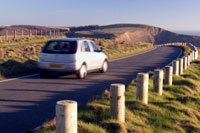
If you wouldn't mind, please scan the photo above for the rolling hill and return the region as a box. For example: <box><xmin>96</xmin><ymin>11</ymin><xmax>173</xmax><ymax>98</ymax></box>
<box><xmin>67</xmin><ymin>24</ymin><xmax>200</xmax><ymax>47</ymax></box>
<box><xmin>1</xmin><ymin>24</ymin><xmax>200</xmax><ymax>47</ymax></box>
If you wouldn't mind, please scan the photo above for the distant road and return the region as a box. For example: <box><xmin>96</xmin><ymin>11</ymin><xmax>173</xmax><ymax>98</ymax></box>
<box><xmin>0</xmin><ymin>46</ymin><xmax>182</xmax><ymax>133</ymax></box>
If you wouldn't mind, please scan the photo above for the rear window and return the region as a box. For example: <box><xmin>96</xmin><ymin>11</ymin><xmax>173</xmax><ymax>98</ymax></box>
<box><xmin>42</xmin><ymin>40</ymin><xmax>77</xmax><ymax>54</ymax></box>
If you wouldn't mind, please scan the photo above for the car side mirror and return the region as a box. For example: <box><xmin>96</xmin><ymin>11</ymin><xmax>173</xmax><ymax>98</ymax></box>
<box><xmin>100</xmin><ymin>48</ymin><xmax>104</xmax><ymax>52</ymax></box>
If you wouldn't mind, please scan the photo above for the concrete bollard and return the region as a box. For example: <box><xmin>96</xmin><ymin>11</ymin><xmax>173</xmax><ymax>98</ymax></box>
<box><xmin>164</xmin><ymin>66</ymin><xmax>173</xmax><ymax>85</ymax></box>
<box><xmin>153</xmin><ymin>69</ymin><xmax>163</xmax><ymax>95</ymax></box>
<box><xmin>110</xmin><ymin>84</ymin><xmax>125</xmax><ymax>122</ymax></box>
<box><xmin>179</xmin><ymin>58</ymin><xmax>183</xmax><ymax>75</ymax></box>
<box><xmin>190</xmin><ymin>53</ymin><xmax>193</xmax><ymax>62</ymax></box>
<box><xmin>192</xmin><ymin>51</ymin><xmax>195</xmax><ymax>60</ymax></box>
<box><xmin>187</xmin><ymin>55</ymin><xmax>190</xmax><ymax>66</ymax></box>
<box><xmin>56</xmin><ymin>100</ymin><xmax>77</xmax><ymax>133</ymax></box>
<box><xmin>172</xmin><ymin>60</ymin><xmax>179</xmax><ymax>75</ymax></box>
<box><xmin>136</xmin><ymin>73</ymin><xmax>149</xmax><ymax>104</ymax></box>
<box><xmin>183</xmin><ymin>56</ymin><xmax>187</xmax><ymax>70</ymax></box>
<box><xmin>194</xmin><ymin>49</ymin><xmax>197</xmax><ymax>60</ymax></box>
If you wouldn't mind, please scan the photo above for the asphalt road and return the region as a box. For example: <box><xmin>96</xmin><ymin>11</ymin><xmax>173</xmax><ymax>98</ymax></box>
<box><xmin>0</xmin><ymin>46</ymin><xmax>182</xmax><ymax>133</ymax></box>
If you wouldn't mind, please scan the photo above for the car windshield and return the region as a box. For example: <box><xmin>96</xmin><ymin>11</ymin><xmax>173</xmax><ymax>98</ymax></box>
<box><xmin>42</xmin><ymin>40</ymin><xmax>77</xmax><ymax>54</ymax></box>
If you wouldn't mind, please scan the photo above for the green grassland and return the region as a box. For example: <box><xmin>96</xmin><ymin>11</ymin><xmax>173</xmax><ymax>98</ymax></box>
<box><xmin>32</xmin><ymin>48</ymin><xmax>200</xmax><ymax>133</ymax></box>
<box><xmin>0</xmin><ymin>36</ymin><xmax>153</xmax><ymax>79</ymax></box>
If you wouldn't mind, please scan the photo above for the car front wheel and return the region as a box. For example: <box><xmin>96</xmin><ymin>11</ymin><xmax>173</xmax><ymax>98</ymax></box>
<box><xmin>77</xmin><ymin>65</ymin><xmax>87</xmax><ymax>79</ymax></box>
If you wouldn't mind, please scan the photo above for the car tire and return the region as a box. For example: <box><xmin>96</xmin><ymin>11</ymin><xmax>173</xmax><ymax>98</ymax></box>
<box><xmin>77</xmin><ymin>65</ymin><xmax>87</xmax><ymax>79</ymax></box>
<box><xmin>40</xmin><ymin>71</ymin><xmax>49</xmax><ymax>77</ymax></box>
<box><xmin>100</xmin><ymin>60</ymin><xmax>108</xmax><ymax>73</ymax></box>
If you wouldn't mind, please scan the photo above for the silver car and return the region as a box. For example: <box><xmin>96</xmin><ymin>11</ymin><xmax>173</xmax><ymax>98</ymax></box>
<box><xmin>38</xmin><ymin>38</ymin><xmax>108</xmax><ymax>79</ymax></box>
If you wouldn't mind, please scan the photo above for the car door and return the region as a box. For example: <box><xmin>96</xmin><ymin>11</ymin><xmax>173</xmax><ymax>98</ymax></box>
<box><xmin>89</xmin><ymin>41</ymin><xmax>104</xmax><ymax>69</ymax></box>
<box><xmin>80</xmin><ymin>41</ymin><xmax>94</xmax><ymax>70</ymax></box>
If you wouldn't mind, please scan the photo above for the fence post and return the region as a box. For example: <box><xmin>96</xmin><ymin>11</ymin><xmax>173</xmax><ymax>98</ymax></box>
<box><xmin>172</xmin><ymin>60</ymin><xmax>179</xmax><ymax>76</ymax></box>
<box><xmin>5</xmin><ymin>30</ymin><xmax>8</xmax><ymax>41</ymax></box>
<box><xmin>14</xmin><ymin>30</ymin><xmax>17</xmax><ymax>39</ymax></box>
<box><xmin>179</xmin><ymin>58</ymin><xmax>183</xmax><ymax>75</ymax></box>
<box><xmin>54</xmin><ymin>30</ymin><xmax>56</xmax><ymax>36</ymax></box>
<box><xmin>136</xmin><ymin>73</ymin><xmax>149</xmax><ymax>104</ymax></box>
<box><xmin>164</xmin><ymin>66</ymin><xmax>173</xmax><ymax>85</ymax></box>
<box><xmin>35</xmin><ymin>30</ymin><xmax>38</xmax><ymax>36</ymax></box>
<box><xmin>153</xmin><ymin>69</ymin><xmax>163</xmax><ymax>95</ymax></box>
<box><xmin>110</xmin><ymin>84</ymin><xmax>125</xmax><ymax>122</ymax></box>
<box><xmin>21</xmin><ymin>30</ymin><xmax>24</xmax><ymax>37</ymax></box>
<box><xmin>183</xmin><ymin>56</ymin><xmax>187</xmax><ymax>70</ymax></box>
<box><xmin>56</xmin><ymin>100</ymin><xmax>77</xmax><ymax>133</ymax></box>
<box><xmin>49</xmin><ymin>30</ymin><xmax>52</xmax><ymax>36</ymax></box>
<box><xmin>29</xmin><ymin>30</ymin><xmax>32</xmax><ymax>37</ymax></box>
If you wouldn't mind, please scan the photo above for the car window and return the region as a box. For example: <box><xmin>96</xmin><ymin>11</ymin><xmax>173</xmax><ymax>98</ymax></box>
<box><xmin>90</xmin><ymin>41</ymin><xmax>99</xmax><ymax>52</ymax></box>
<box><xmin>42</xmin><ymin>41</ymin><xmax>77</xmax><ymax>54</ymax></box>
<box><xmin>82</xmin><ymin>41</ymin><xmax>91</xmax><ymax>52</ymax></box>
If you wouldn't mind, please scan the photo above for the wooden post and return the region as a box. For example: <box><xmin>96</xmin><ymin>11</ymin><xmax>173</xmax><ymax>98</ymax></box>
<box><xmin>21</xmin><ymin>30</ymin><xmax>24</xmax><ymax>37</ymax></box>
<box><xmin>153</xmin><ymin>69</ymin><xmax>163</xmax><ymax>95</ymax></box>
<box><xmin>5</xmin><ymin>30</ymin><xmax>8</xmax><ymax>41</ymax></box>
<box><xmin>35</xmin><ymin>30</ymin><xmax>38</xmax><ymax>36</ymax></box>
<box><xmin>49</xmin><ymin>30</ymin><xmax>52</xmax><ymax>36</ymax></box>
<box><xmin>164</xmin><ymin>66</ymin><xmax>173</xmax><ymax>85</ymax></box>
<box><xmin>29</xmin><ymin>30</ymin><xmax>32</xmax><ymax>37</ymax></box>
<box><xmin>110</xmin><ymin>84</ymin><xmax>125</xmax><ymax>122</ymax></box>
<box><xmin>172</xmin><ymin>60</ymin><xmax>179</xmax><ymax>76</ymax></box>
<box><xmin>179</xmin><ymin>58</ymin><xmax>183</xmax><ymax>75</ymax></box>
<box><xmin>14</xmin><ymin>30</ymin><xmax>17</xmax><ymax>40</ymax></box>
<box><xmin>54</xmin><ymin>30</ymin><xmax>56</xmax><ymax>36</ymax></box>
<box><xmin>136</xmin><ymin>73</ymin><xmax>149</xmax><ymax>104</ymax></box>
<box><xmin>56</xmin><ymin>100</ymin><xmax>77</xmax><ymax>133</ymax></box>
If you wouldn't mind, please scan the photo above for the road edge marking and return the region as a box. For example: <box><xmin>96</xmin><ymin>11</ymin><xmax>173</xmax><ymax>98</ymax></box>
<box><xmin>0</xmin><ymin>47</ymin><xmax>157</xmax><ymax>83</ymax></box>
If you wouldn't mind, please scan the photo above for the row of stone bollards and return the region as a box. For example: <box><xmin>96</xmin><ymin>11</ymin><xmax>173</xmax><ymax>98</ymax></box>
<box><xmin>55</xmin><ymin>43</ymin><xmax>198</xmax><ymax>133</ymax></box>
<box><xmin>136</xmin><ymin>43</ymin><xmax>198</xmax><ymax>104</ymax></box>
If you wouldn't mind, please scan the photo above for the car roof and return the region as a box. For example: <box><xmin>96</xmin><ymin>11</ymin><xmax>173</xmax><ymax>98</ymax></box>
<box><xmin>49</xmin><ymin>38</ymin><xmax>90</xmax><ymax>42</ymax></box>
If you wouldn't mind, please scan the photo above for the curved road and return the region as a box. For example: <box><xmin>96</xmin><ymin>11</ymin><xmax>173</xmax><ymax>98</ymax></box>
<box><xmin>0</xmin><ymin>46</ymin><xmax>182</xmax><ymax>133</ymax></box>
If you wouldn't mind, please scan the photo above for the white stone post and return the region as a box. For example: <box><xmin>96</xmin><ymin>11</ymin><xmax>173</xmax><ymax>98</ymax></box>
<box><xmin>183</xmin><ymin>56</ymin><xmax>187</xmax><ymax>70</ymax></box>
<box><xmin>136</xmin><ymin>73</ymin><xmax>149</xmax><ymax>104</ymax></box>
<box><xmin>187</xmin><ymin>55</ymin><xmax>191</xmax><ymax>66</ymax></box>
<box><xmin>179</xmin><ymin>58</ymin><xmax>183</xmax><ymax>75</ymax></box>
<box><xmin>56</xmin><ymin>100</ymin><xmax>77</xmax><ymax>133</ymax></box>
<box><xmin>164</xmin><ymin>66</ymin><xmax>173</xmax><ymax>85</ymax></box>
<box><xmin>172</xmin><ymin>60</ymin><xmax>179</xmax><ymax>75</ymax></box>
<box><xmin>110</xmin><ymin>84</ymin><xmax>125</xmax><ymax>122</ymax></box>
<box><xmin>153</xmin><ymin>69</ymin><xmax>163</xmax><ymax>95</ymax></box>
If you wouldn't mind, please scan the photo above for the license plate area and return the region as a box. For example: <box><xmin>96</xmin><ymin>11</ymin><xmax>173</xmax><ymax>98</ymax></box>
<box><xmin>50</xmin><ymin>64</ymin><xmax>63</xmax><ymax>68</ymax></box>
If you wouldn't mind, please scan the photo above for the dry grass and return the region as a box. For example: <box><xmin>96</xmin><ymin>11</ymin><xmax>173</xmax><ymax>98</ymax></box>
<box><xmin>0</xmin><ymin>37</ymin><xmax>153</xmax><ymax>79</ymax></box>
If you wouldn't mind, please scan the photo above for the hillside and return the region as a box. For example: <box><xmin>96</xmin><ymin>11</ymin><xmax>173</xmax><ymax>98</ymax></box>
<box><xmin>0</xmin><ymin>25</ymin><xmax>69</xmax><ymax>36</ymax></box>
<box><xmin>1</xmin><ymin>24</ymin><xmax>200</xmax><ymax>47</ymax></box>
<box><xmin>67</xmin><ymin>24</ymin><xmax>200</xmax><ymax>47</ymax></box>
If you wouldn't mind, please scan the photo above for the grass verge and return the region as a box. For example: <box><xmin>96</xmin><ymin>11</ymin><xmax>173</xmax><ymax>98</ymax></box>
<box><xmin>31</xmin><ymin>49</ymin><xmax>200</xmax><ymax>132</ymax></box>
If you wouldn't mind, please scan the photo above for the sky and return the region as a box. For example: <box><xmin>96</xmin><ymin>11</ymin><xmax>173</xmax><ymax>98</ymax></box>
<box><xmin>1</xmin><ymin>0</ymin><xmax>200</xmax><ymax>31</ymax></box>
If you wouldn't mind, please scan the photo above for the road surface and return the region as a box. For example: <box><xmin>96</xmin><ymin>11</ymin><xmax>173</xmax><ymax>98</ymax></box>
<box><xmin>0</xmin><ymin>46</ymin><xmax>182</xmax><ymax>133</ymax></box>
